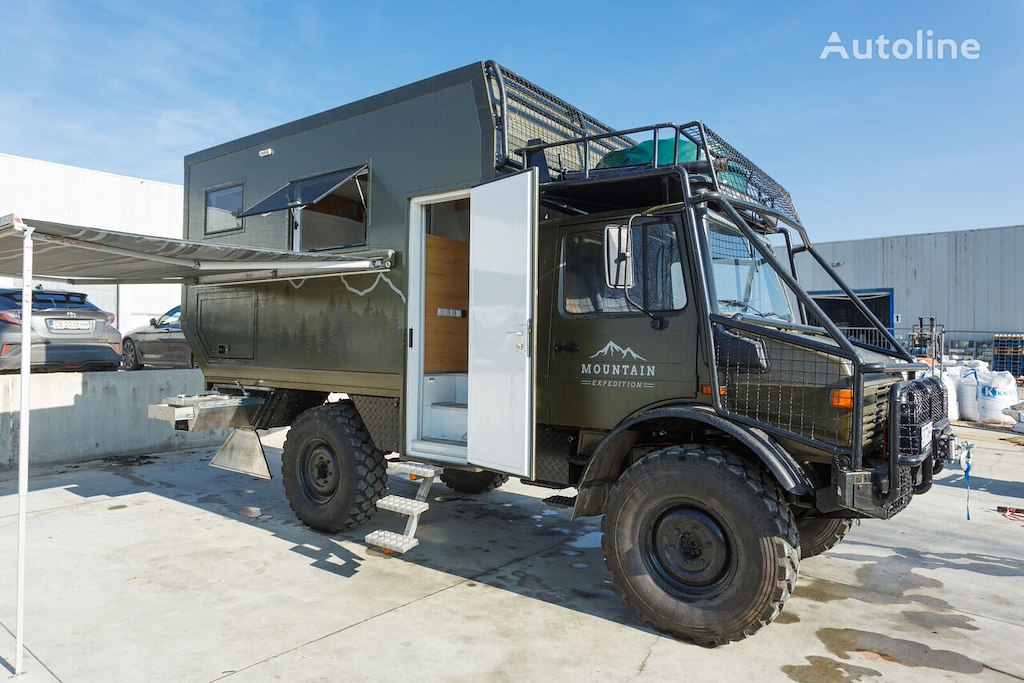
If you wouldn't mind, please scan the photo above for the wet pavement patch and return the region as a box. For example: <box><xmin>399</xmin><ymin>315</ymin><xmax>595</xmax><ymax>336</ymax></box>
<box><xmin>782</xmin><ymin>655</ymin><xmax>881</xmax><ymax>682</ymax></box>
<box><xmin>817</xmin><ymin>627</ymin><xmax>985</xmax><ymax>674</ymax></box>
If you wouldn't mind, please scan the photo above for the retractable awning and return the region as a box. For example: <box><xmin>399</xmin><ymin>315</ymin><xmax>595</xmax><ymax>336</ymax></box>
<box><xmin>0</xmin><ymin>214</ymin><xmax>393</xmax><ymax>286</ymax></box>
<box><xmin>236</xmin><ymin>164</ymin><xmax>367</xmax><ymax>218</ymax></box>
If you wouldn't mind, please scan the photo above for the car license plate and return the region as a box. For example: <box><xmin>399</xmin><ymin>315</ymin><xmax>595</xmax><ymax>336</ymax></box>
<box><xmin>48</xmin><ymin>319</ymin><xmax>91</xmax><ymax>331</ymax></box>
<box><xmin>920</xmin><ymin>422</ymin><xmax>933</xmax><ymax>451</ymax></box>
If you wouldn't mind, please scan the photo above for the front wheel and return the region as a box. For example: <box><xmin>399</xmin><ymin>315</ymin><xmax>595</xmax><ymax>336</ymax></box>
<box><xmin>281</xmin><ymin>401</ymin><xmax>387</xmax><ymax>533</ymax></box>
<box><xmin>602</xmin><ymin>445</ymin><xmax>799</xmax><ymax>646</ymax></box>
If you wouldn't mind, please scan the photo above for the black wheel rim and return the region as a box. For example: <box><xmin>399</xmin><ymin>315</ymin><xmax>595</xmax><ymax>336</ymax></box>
<box><xmin>299</xmin><ymin>440</ymin><xmax>341</xmax><ymax>504</ymax></box>
<box><xmin>640</xmin><ymin>503</ymin><xmax>735</xmax><ymax>598</ymax></box>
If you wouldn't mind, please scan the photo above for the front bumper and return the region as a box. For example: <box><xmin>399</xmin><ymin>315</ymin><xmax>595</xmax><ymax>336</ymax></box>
<box><xmin>833</xmin><ymin>376</ymin><xmax>951</xmax><ymax>519</ymax></box>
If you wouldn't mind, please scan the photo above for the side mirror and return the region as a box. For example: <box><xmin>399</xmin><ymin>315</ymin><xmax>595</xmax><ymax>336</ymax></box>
<box><xmin>150</xmin><ymin>317</ymin><xmax>158</xmax><ymax>326</ymax></box>
<box><xmin>604</xmin><ymin>224</ymin><xmax>634</xmax><ymax>289</ymax></box>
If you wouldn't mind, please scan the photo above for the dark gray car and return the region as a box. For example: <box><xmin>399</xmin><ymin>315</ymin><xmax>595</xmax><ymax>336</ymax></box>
<box><xmin>0</xmin><ymin>288</ymin><xmax>121</xmax><ymax>372</ymax></box>
<box><xmin>122</xmin><ymin>306</ymin><xmax>195</xmax><ymax>369</ymax></box>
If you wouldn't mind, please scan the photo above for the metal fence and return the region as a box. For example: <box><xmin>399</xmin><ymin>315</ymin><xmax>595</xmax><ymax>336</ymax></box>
<box><xmin>835</xmin><ymin>327</ymin><xmax>1018</xmax><ymax>364</ymax></box>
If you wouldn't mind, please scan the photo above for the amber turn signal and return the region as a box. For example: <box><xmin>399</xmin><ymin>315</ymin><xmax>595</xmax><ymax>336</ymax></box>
<box><xmin>700</xmin><ymin>384</ymin><xmax>727</xmax><ymax>396</ymax></box>
<box><xmin>830</xmin><ymin>389</ymin><xmax>854</xmax><ymax>409</ymax></box>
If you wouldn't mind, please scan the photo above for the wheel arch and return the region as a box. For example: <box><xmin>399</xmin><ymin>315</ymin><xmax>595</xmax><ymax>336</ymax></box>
<box><xmin>572</xmin><ymin>404</ymin><xmax>812</xmax><ymax>519</ymax></box>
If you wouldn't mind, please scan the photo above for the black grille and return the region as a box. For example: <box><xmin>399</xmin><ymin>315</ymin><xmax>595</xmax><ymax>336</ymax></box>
<box><xmin>922</xmin><ymin>376</ymin><xmax>946</xmax><ymax>422</ymax></box>
<box><xmin>885</xmin><ymin>465</ymin><xmax>915</xmax><ymax>518</ymax></box>
<box><xmin>896</xmin><ymin>379</ymin><xmax>945</xmax><ymax>458</ymax></box>
<box><xmin>862</xmin><ymin>382</ymin><xmax>890</xmax><ymax>454</ymax></box>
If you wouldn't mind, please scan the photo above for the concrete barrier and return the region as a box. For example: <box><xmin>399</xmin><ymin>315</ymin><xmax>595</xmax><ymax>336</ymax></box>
<box><xmin>0</xmin><ymin>369</ymin><xmax>230</xmax><ymax>469</ymax></box>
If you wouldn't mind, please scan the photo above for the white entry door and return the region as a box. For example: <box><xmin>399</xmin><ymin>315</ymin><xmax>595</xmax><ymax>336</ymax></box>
<box><xmin>467</xmin><ymin>169</ymin><xmax>538</xmax><ymax>477</ymax></box>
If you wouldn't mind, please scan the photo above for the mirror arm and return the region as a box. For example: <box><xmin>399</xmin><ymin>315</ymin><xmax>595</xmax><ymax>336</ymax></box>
<box><xmin>624</xmin><ymin>213</ymin><xmax>668</xmax><ymax>330</ymax></box>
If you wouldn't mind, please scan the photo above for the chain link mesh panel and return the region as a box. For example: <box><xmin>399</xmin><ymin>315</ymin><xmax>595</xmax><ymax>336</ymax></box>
<box><xmin>714</xmin><ymin>322</ymin><xmax>853</xmax><ymax>448</ymax></box>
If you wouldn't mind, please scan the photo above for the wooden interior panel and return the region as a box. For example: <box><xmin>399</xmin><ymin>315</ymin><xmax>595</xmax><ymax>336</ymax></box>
<box><xmin>424</xmin><ymin>234</ymin><xmax>469</xmax><ymax>374</ymax></box>
<box><xmin>308</xmin><ymin>194</ymin><xmax>365</xmax><ymax>222</ymax></box>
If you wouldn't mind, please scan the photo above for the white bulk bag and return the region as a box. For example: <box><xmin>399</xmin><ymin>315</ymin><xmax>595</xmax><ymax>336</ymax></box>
<box><xmin>978</xmin><ymin>371</ymin><xmax>1018</xmax><ymax>424</ymax></box>
<box><xmin>956</xmin><ymin>368</ymin><xmax>981</xmax><ymax>422</ymax></box>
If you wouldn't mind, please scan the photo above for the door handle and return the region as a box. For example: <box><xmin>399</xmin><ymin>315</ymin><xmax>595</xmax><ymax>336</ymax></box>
<box><xmin>553</xmin><ymin>342</ymin><xmax>580</xmax><ymax>353</ymax></box>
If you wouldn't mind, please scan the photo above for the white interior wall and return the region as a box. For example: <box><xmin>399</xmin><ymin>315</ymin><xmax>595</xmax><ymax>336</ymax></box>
<box><xmin>0</xmin><ymin>153</ymin><xmax>184</xmax><ymax>332</ymax></box>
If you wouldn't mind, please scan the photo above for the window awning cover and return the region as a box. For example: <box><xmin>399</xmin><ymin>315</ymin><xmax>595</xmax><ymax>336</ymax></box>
<box><xmin>236</xmin><ymin>165</ymin><xmax>367</xmax><ymax>218</ymax></box>
<box><xmin>0</xmin><ymin>214</ymin><xmax>393</xmax><ymax>286</ymax></box>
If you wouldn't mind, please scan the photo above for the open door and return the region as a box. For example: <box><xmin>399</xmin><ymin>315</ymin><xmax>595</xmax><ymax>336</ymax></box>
<box><xmin>467</xmin><ymin>169</ymin><xmax>538</xmax><ymax>477</ymax></box>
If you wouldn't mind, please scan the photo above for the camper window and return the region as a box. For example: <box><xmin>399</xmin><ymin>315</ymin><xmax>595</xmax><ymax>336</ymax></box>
<box><xmin>299</xmin><ymin>173</ymin><xmax>368</xmax><ymax>251</ymax></box>
<box><xmin>205</xmin><ymin>183</ymin><xmax>244</xmax><ymax>234</ymax></box>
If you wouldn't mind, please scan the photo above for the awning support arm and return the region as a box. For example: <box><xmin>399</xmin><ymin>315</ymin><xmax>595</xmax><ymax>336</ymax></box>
<box><xmin>14</xmin><ymin>215</ymin><xmax>32</xmax><ymax>675</ymax></box>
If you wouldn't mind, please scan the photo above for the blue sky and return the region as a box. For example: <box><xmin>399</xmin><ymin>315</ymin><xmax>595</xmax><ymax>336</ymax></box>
<box><xmin>1</xmin><ymin>0</ymin><xmax>1021</xmax><ymax>242</ymax></box>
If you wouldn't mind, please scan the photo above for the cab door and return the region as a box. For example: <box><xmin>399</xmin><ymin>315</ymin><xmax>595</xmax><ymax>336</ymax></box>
<box><xmin>466</xmin><ymin>169</ymin><xmax>538</xmax><ymax>478</ymax></box>
<box><xmin>546</xmin><ymin>215</ymin><xmax>698</xmax><ymax>429</ymax></box>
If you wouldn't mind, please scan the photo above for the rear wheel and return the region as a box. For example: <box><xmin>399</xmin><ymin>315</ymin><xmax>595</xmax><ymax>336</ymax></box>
<box><xmin>440</xmin><ymin>468</ymin><xmax>508</xmax><ymax>494</ymax></box>
<box><xmin>602</xmin><ymin>445</ymin><xmax>799</xmax><ymax>646</ymax></box>
<box><xmin>121</xmin><ymin>338</ymin><xmax>141</xmax><ymax>370</ymax></box>
<box><xmin>282</xmin><ymin>401</ymin><xmax>387</xmax><ymax>533</ymax></box>
<box><xmin>796</xmin><ymin>517</ymin><xmax>853</xmax><ymax>559</ymax></box>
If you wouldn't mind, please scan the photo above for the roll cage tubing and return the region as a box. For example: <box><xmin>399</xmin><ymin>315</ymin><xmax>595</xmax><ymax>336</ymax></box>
<box><xmin>523</xmin><ymin>125</ymin><xmax>924</xmax><ymax>466</ymax></box>
<box><xmin>678</xmin><ymin>172</ymin><xmax>924</xmax><ymax>469</ymax></box>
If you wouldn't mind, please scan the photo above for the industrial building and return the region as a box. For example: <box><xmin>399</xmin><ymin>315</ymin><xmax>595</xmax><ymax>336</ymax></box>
<box><xmin>0</xmin><ymin>153</ymin><xmax>183</xmax><ymax>332</ymax></box>
<box><xmin>796</xmin><ymin>223</ymin><xmax>1023</xmax><ymax>356</ymax></box>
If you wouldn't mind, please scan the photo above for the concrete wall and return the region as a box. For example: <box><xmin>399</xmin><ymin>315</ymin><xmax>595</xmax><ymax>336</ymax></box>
<box><xmin>0</xmin><ymin>370</ymin><xmax>229</xmax><ymax>469</ymax></box>
<box><xmin>795</xmin><ymin>224</ymin><xmax>1024</xmax><ymax>334</ymax></box>
<box><xmin>0</xmin><ymin>153</ymin><xmax>185</xmax><ymax>333</ymax></box>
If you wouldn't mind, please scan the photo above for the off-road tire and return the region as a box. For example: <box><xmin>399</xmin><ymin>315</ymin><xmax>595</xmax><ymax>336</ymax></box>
<box><xmin>121</xmin><ymin>338</ymin><xmax>142</xmax><ymax>370</ymax></box>
<box><xmin>602</xmin><ymin>445</ymin><xmax>799</xmax><ymax>647</ymax></box>
<box><xmin>439</xmin><ymin>468</ymin><xmax>509</xmax><ymax>494</ymax></box>
<box><xmin>282</xmin><ymin>401</ymin><xmax>387</xmax><ymax>533</ymax></box>
<box><xmin>796</xmin><ymin>517</ymin><xmax>853</xmax><ymax>559</ymax></box>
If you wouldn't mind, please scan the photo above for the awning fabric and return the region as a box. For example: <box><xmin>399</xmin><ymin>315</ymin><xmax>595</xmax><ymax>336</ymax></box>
<box><xmin>0</xmin><ymin>214</ymin><xmax>393</xmax><ymax>286</ymax></box>
<box><xmin>236</xmin><ymin>165</ymin><xmax>367</xmax><ymax>218</ymax></box>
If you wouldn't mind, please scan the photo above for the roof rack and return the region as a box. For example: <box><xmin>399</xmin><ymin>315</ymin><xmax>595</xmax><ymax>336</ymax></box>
<box><xmin>484</xmin><ymin>62</ymin><xmax>800</xmax><ymax>223</ymax></box>
<box><xmin>484</xmin><ymin>61</ymin><xmax>634</xmax><ymax>174</ymax></box>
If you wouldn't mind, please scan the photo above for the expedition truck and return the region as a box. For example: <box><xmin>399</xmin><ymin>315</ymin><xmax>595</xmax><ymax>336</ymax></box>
<box><xmin>147</xmin><ymin>61</ymin><xmax>956</xmax><ymax>645</ymax></box>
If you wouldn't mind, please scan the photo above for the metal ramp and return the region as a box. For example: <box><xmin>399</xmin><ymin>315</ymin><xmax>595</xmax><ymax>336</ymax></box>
<box><xmin>365</xmin><ymin>461</ymin><xmax>441</xmax><ymax>554</ymax></box>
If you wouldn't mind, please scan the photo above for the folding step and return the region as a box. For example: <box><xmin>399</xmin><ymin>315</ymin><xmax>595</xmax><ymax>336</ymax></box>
<box><xmin>366</xmin><ymin>461</ymin><xmax>440</xmax><ymax>554</ymax></box>
<box><xmin>376</xmin><ymin>494</ymin><xmax>429</xmax><ymax>516</ymax></box>
<box><xmin>388</xmin><ymin>461</ymin><xmax>441</xmax><ymax>479</ymax></box>
<box><xmin>365</xmin><ymin>529</ymin><xmax>419</xmax><ymax>554</ymax></box>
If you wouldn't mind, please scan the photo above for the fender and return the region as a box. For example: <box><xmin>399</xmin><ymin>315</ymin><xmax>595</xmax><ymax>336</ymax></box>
<box><xmin>573</xmin><ymin>404</ymin><xmax>812</xmax><ymax>519</ymax></box>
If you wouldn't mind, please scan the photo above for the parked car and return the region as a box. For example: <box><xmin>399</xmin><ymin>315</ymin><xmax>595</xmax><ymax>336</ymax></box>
<box><xmin>121</xmin><ymin>305</ymin><xmax>196</xmax><ymax>369</ymax></box>
<box><xmin>0</xmin><ymin>288</ymin><xmax>121</xmax><ymax>372</ymax></box>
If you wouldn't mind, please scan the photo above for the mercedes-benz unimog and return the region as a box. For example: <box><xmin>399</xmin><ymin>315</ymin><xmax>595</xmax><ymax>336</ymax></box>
<box><xmin>150</xmin><ymin>61</ymin><xmax>956</xmax><ymax>645</ymax></box>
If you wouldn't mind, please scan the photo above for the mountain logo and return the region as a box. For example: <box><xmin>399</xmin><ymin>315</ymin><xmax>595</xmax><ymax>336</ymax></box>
<box><xmin>590</xmin><ymin>340</ymin><xmax>647</xmax><ymax>362</ymax></box>
<box><xmin>580</xmin><ymin>341</ymin><xmax>656</xmax><ymax>389</ymax></box>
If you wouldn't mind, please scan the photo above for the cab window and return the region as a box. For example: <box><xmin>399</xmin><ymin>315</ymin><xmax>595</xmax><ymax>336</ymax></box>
<box><xmin>562</xmin><ymin>222</ymin><xmax>686</xmax><ymax>315</ymax></box>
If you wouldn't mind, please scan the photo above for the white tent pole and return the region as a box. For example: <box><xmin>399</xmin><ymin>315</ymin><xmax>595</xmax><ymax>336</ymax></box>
<box><xmin>15</xmin><ymin>216</ymin><xmax>33</xmax><ymax>675</ymax></box>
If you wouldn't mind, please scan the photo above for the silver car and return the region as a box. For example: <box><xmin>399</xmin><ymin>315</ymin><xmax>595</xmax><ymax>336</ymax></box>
<box><xmin>121</xmin><ymin>305</ymin><xmax>196</xmax><ymax>369</ymax></box>
<box><xmin>0</xmin><ymin>288</ymin><xmax>121</xmax><ymax>372</ymax></box>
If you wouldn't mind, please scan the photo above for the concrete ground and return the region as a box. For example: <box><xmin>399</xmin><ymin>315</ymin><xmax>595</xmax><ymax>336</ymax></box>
<box><xmin>0</xmin><ymin>424</ymin><xmax>1021</xmax><ymax>682</ymax></box>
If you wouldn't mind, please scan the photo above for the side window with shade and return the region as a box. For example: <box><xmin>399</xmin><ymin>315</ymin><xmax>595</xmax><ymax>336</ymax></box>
<box><xmin>205</xmin><ymin>183</ymin><xmax>244</xmax><ymax>234</ymax></box>
<box><xmin>234</xmin><ymin>165</ymin><xmax>369</xmax><ymax>252</ymax></box>
<box><xmin>562</xmin><ymin>222</ymin><xmax>687</xmax><ymax>315</ymax></box>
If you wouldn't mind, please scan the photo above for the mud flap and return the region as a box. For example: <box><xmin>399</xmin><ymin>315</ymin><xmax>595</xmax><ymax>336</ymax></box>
<box><xmin>210</xmin><ymin>428</ymin><xmax>271</xmax><ymax>479</ymax></box>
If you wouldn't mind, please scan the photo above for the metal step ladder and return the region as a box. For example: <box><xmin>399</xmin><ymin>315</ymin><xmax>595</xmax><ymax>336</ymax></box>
<box><xmin>365</xmin><ymin>461</ymin><xmax>441</xmax><ymax>554</ymax></box>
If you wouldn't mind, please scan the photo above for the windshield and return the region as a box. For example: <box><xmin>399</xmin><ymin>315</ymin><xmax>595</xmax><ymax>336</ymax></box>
<box><xmin>706</xmin><ymin>213</ymin><xmax>794</xmax><ymax>321</ymax></box>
